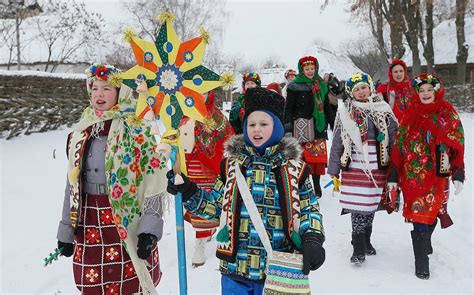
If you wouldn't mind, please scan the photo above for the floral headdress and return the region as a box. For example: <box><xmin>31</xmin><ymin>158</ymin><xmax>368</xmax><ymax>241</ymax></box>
<box><xmin>412</xmin><ymin>73</ymin><xmax>442</xmax><ymax>92</ymax></box>
<box><xmin>242</xmin><ymin>72</ymin><xmax>261</xmax><ymax>86</ymax></box>
<box><xmin>85</xmin><ymin>63</ymin><xmax>123</xmax><ymax>95</ymax></box>
<box><xmin>298</xmin><ymin>56</ymin><xmax>318</xmax><ymax>69</ymax></box>
<box><xmin>284</xmin><ymin>69</ymin><xmax>297</xmax><ymax>79</ymax></box>
<box><xmin>345</xmin><ymin>72</ymin><xmax>374</xmax><ymax>95</ymax></box>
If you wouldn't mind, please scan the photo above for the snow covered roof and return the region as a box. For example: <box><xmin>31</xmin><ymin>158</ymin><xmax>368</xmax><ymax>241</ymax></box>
<box><xmin>403</xmin><ymin>17</ymin><xmax>474</xmax><ymax>66</ymax></box>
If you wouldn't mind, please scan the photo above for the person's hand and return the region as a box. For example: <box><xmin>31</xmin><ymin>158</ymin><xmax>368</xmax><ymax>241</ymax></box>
<box><xmin>137</xmin><ymin>233</ymin><xmax>157</xmax><ymax>260</ymax></box>
<box><xmin>166</xmin><ymin>172</ymin><xmax>198</xmax><ymax>201</ymax></box>
<box><xmin>58</xmin><ymin>240</ymin><xmax>74</xmax><ymax>257</ymax></box>
<box><xmin>453</xmin><ymin>180</ymin><xmax>463</xmax><ymax>196</ymax></box>
<box><xmin>302</xmin><ymin>233</ymin><xmax>325</xmax><ymax>275</ymax></box>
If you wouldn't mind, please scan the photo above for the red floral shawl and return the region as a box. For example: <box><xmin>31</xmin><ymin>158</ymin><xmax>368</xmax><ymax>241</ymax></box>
<box><xmin>391</xmin><ymin>84</ymin><xmax>464</xmax><ymax>224</ymax></box>
<box><xmin>376</xmin><ymin>60</ymin><xmax>414</xmax><ymax>120</ymax></box>
<box><xmin>194</xmin><ymin>91</ymin><xmax>234</xmax><ymax>174</ymax></box>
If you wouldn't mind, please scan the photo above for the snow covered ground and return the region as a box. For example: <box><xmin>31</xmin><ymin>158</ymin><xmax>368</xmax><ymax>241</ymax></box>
<box><xmin>0</xmin><ymin>114</ymin><xmax>472</xmax><ymax>294</ymax></box>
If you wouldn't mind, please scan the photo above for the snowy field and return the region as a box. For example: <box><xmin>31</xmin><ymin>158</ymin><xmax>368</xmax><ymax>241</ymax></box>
<box><xmin>0</xmin><ymin>114</ymin><xmax>473</xmax><ymax>294</ymax></box>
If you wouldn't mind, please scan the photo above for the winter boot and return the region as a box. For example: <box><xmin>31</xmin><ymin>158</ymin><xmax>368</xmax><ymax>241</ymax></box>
<box><xmin>365</xmin><ymin>225</ymin><xmax>376</xmax><ymax>255</ymax></box>
<box><xmin>427</xmin><ymin>219</ymin><xmax>437</xmax><ymax>255</ymax></box>
<box><xmin>350</xmin><ymin>232</ymin><xmax>366</xmax><ymax>264</ymax></box>
<box><xmin>411</xmin><ymin>231</ymin><xmax>430</xmax><ymax>279</ymax></box>
<box><xmin>192</xmin><ymin>237</ymin><xmax>207</xmax><ymax>268</ymax></box>
<box><xmin>312</xmin><ymin>174</ymin><xmax>322</xmax><ymax>198</ymax></box>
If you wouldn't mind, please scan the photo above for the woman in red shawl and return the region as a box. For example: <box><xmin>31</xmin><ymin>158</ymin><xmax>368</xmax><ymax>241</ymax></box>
<box><xmin>376</xmin><ymin>59</ymin><xmax>414</xmax><ymax>120</ymax></box>
<box><xmin>388</xmin><ymin>74</ymin><xmax>465</xmax><ymax>280</ymax></box>
<box><xmin>179</xmin><ymin>90</ymin><xmax>234</xmax><ymax>267</ymax></box>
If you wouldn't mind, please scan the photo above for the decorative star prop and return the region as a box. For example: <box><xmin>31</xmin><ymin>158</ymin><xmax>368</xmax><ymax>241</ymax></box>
<box><xmin>120</xmin><ymin>13</ymin><xmax>228</xmax><ymax>130</ymax></box>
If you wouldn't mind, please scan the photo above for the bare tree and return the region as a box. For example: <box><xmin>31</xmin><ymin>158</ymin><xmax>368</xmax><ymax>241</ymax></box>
<box><xmin>121</xmin><ymin>0</ymin><xmax>227</xmax><ymax>43</ymax></box>
<box><xmin>418</xmin><ymin>0</ymin><xmax>435</xmax><ymax>73</ymax></box>
<box><xmin>344</xmin><ymin>38</ymin><xmax>389</xmax><ymax>80</ymax></box>
<box><xmin>455</xmin><ymin>0</ymin><xmax>469</xmax><ymax>84</ymax></box>
<box><xmin>351</xmin><ymin>0</ymin><xmax>405</xmax><ymax>59</ymax></box>
<box><xmin>32</xmin><ymin>0</ymin><xmax>108</xmax><ymax>72</ymax></box>
<box><xmin>0</xmin><ymin>0</ymin><xmax>42</xmax><ymax>69</ymax></box>
<box><xmin>401</xmin><ymin>0</ymin><xmax>422</xmax><ymax>75</ymax></box>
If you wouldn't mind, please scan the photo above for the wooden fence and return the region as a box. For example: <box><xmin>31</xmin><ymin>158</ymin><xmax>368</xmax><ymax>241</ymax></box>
<box><xmin>0</xmin><ymin>73</ymin><xmax>472</xmax><ymax>139</ymax></box>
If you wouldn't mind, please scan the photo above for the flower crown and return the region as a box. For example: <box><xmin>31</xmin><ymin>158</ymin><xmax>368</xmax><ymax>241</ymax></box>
<box><xmin>242</xmin><ymin>72</ymin><xmax>261</xmax><ymax>85</ymax></box>
<box><xmin>85</xmin><ymin>63</ymin><xmax>122</xmax><ymax>94</ymax></box>
<box><xmin>345</xmin><ymin>72</ymin><xmax>373</xmax><ymax>94</ymax></box>
<box><xmin>412</xmin><ymin>74</ymin><xmax>441</xmax><ymax>92</ymax></box>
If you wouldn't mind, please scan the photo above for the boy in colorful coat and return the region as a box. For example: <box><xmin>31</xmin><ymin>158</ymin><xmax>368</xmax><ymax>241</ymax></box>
<box><xmin>168</xmin><ymin>87</ymin><xmax>325</xmax><ymax>294</ymax></box>
<box><xmin>178</xmin><ymin>90</ymin><xmax>234</xmax><ymax>267</ymax></box>
<box><xmin>388</xmin><ymin>74</ymin><xmax>465</xmax><ymax>280</ymax></box>
<box><xmin>328</xmin><ymin>72</ymin><xmax>398</xmax><ymax>264</ymax></box>
<box><xmin>56</xmin><ymin>64</ymin><xmax>168</xmax><ymax>294</ymax></box>
<box><xmin>229</xmin><ymin>72</ymin><xmax>261</xmax><ymax>134</ymax></box>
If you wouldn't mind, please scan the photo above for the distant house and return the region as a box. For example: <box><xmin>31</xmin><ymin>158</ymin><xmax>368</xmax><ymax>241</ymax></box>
<box><xmin>403</xmin><ymin>17</ymin><xmax>473</xmax><ymax>85</ymax></box>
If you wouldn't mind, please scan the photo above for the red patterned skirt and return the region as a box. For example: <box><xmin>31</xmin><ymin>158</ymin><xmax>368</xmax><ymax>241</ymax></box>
<box><xmin>185</xmin><ymin>152</ymin><xmax>219</xmax><ymax>238</ymax></box>
<box><xmin>72</xmin><ymin>193</ymin><xmax>161</xmax><ymax>294</ymax></box>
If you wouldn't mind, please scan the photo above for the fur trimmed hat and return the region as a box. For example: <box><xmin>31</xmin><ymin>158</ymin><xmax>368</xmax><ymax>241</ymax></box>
<box><xmin>86</xmin><ymin>63</ymin><xmax>122</xmax><ymax>94</ymax></box>
<box><xmin>244</xmin><ymin>87</ymin><xmax>285</xmax><ymax>123</ymax></box>
<box><xmin>345</xmin><ymin>72</ymin><xmax>374</xmax><ymax>94</ymax></box>
<box><xmin>242</xmin><ymin>72</ymin><xmax>261</xmax><ymax>86</ymax></box>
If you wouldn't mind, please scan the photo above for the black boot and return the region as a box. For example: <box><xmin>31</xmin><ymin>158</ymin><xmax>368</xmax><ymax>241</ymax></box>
<box><xmin>350</xmin><ymin>232</ymin><xmax>366</xmax><ymax>264</ymax></box>
<box><xmin>312</xmin><ymin>174</ymin><xmax>322</xmax><ymax>198</ymax></box>
<box><xmin>365</xmin><ymin>226</ymin><xmax>376</xmax><ymax>255</ymax></box>
<box><xmin>411</xmin><ymin>231</ymin><xmax>430</xmax><ymax>279</ymax></box>
<box><xmin>427</xmin><ymin>219</ymin><xmax>437</xmax><ymax>255</ymax></box>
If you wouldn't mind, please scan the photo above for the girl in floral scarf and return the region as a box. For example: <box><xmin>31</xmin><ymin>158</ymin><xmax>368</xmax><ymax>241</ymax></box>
<box><xmin>328</xmin><ymin>72</ymin><xmax>398</xmax><ymax>265</ymax></box>
<box><xmin>388</xmin><ymin>73</ymin><xmax>465</xmax><ymax>280</ymax></box>
<box><xmin>56</xmin><ymin>63</ymin><xmax>169</xmax><ymax>294</ymax></box>
<box><xmin>376</xmin><ymin>59</ymin><xmax>414</xmax><ymax>120</ymax></box>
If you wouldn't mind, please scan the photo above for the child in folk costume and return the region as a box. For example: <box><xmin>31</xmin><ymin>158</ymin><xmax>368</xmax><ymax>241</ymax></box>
<box><xmin>376</xmin><ymin>59</ymin><xmax>414</xmax><ymax>120</ymax></box>
<box><xmin>168</xmin><ymin>87</ymin><xmax>325</xmax><ymax>294</ymax></box>
<box><xmin>327</xmin><ymin>72</ymin><xmax>398</xmax><ymax>264</ymax></box>
<box><xmin>178</xmin><ymin>90</ymin><xmax>234</xmax><ymax>267</ymax></box>
<box><xmin>281</xmin><ymin>68</ymin><xmax>297</xmax><ymax>98</ymax></box>
<box><xmin>229</xmin><ymin>72</ymin><xmax>261</xmax><ymax>134</ymax></box>
<box><xmin>285</xmin><ymin>56</ymin><xmax>336</xmax><ymax>198</ymax></box>
<box><xmin>388</xmin><ymin>74</ymin><xmax>465</xmax><ymax>279</ymax></box>
<box><xmin>56</xmin><ymin>64</ymin><xmax>169</xmax><ymax>294</ymax></box>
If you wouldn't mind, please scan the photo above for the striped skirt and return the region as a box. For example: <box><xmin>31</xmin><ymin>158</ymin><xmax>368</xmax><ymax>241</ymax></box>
<box><xmin>339</xmin><ymin>140</ymin><xmax>386</xmax><ymax>213</ymax></box>
<box><xmin>185</xmin><ymin>152</ymin><xmax>219</xmax><ymax>238</ymax></box>
<box><xmin>73</xmin><ymin>194</ymin><xmax>161</xmax><ymax>294</ymax></box>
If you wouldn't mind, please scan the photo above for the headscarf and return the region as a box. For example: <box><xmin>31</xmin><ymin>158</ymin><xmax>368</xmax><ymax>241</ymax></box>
<box><xmin>292</xmin><ymin>56</ymin><xmax>328</xmax><ymax>133</ymax></box>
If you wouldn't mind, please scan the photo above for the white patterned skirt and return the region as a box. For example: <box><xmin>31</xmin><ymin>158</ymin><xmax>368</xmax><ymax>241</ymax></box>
<box><xmin>339</xmin><ymin>140</ymin><xmax>387</xmax><ymax>213</ymax></box>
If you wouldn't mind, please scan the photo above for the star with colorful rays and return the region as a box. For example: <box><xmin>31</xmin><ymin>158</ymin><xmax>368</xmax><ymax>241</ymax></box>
<box><xmin>120</xmin><ymin>11</ymin><xmax>233</xmax><ymax>130</ymax></box>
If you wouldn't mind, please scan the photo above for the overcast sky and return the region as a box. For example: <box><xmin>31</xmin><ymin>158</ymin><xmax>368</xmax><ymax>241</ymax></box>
<box><xmin>81</xmin><ymin>0</ymin><xmax>367</xmax><ymax>68</ymax></box>
<box><xmin>221</xmin><ymin>0</ymin><xmax>365</xmax><ymax>67</ymax></box>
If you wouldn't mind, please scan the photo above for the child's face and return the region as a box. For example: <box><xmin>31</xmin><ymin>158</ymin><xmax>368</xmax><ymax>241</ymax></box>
<box><xmin>303</xmin><ymin>65</ymin><xmax>315</xmax><ymax>79</ymax></box>
<box><xmin>286</xmin><ymin>74</ymin><xmax>296</xmax><ymax>82</ymax></box>
<box><xmin>90</xmin><ymin>80</ymin><xmax>118</xmax><ymax>111</ymax></box>
<box><xmin>244</xmin><ymin>81</ymin><xmax>257</xmax><ymax>92</ymax></box>
<box><xmin>352</xmin><ymin>84</ymin><xmax>371</xmax><ymax>102</ymax></box>
<box><xmin>391</xmin><ymin>64</ymin><xmax>405</xmax><ymax>83</ymax></box>
<box><xmin>246</xmin><ymin>111</ymin><xmax>274</xmax><ymax>147</ymax></box>
<box><xmin>418</xmin><ymin>84</ymin><xmax>435</xmax><ymax>104</ymax></box>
